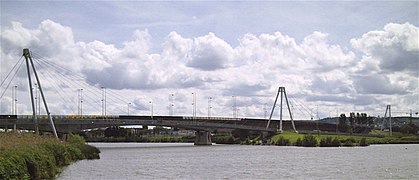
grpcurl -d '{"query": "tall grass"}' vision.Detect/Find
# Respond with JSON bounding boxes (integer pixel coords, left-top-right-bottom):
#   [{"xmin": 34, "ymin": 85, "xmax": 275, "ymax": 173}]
[
  {"xmin": 0, "ymin": 132, "xmax": 100, "ymax": 179},
  {"xmin": 270, "ymin": 131, "xmax": 419, "ymax": 146}
]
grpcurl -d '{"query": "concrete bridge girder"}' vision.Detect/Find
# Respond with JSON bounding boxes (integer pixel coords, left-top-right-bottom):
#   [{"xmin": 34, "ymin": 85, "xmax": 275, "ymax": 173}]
[{"xmin": 0, "ymin": 117, "xmax": 277, "ymax": 134}]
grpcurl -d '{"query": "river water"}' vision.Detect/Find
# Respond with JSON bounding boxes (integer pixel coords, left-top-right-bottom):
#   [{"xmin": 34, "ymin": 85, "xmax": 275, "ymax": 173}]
[{"xmin": 58, "ymin": 143, "xmax": 418, "ymax": 179}]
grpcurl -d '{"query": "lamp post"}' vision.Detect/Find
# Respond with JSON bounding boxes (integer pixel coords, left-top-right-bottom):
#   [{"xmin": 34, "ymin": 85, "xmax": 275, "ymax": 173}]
[
  {"xmin": 127, "ymin": 102, "xmax": 131, "ymax": 115},
  {"xmin": 34, "ymin": 83, "xmax": 37, "ymax": 115},
  {"xmin": 208, "ymin": 97, "xmax": 212, "ymax": 118},
  {"xmin": 101, "ymin": 87, "xmax": 107, "ymax": 116},
  {"xmin": 232, "ymin": 96, "xmax": 237, "ymax": 118},
  {"xmin": 264, "ymin": 103, "xmax": 267, "ymax": 120},
  {"xmin": 192, "ymin": 93, "xmax": 196, "ymax": 118},
  {"xmin": 35, "ymin": 83, "xmax": 40, "ymax": 115},
  {"xmin": 79, "ymin": 88, "xmax": 83, "ymax": 116},
  {"xmin": 12, "ymin": 85, "xmax": 17, "ymax": 115},
  {"xmin": 149, "ymin": 101, "xmax": 153, "ymax": 119},
  {"xmin": 170, "ymin": 93, "xmax": 174, "ymax": 116}
]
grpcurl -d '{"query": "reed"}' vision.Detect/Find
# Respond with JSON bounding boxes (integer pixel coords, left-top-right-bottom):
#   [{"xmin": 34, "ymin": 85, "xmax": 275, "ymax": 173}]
[{"xmin": 0, "ymin": 132, "xmax": 100, "ymax": 179}]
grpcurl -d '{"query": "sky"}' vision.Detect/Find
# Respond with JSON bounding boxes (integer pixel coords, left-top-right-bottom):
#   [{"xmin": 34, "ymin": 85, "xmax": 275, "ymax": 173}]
[{"xmin": 0, "ymin": 1, "xmax": 418, "ymax": 120}]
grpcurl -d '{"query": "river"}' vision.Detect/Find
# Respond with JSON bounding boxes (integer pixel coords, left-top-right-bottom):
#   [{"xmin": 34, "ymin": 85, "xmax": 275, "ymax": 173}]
[{"xmin": 58, "ymin": 143, "xmax": 418, "ymax": 179}]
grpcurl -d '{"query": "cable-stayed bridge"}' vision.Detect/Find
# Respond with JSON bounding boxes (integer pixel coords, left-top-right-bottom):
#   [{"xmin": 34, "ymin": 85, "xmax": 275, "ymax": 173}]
[{"xmin": 0, "ymin": 49, "xmax": 324, "ymax": 145}]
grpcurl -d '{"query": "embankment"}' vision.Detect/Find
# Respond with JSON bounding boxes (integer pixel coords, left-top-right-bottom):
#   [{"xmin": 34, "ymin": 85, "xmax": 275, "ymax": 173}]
[{"xmin": 0, "ymin": 133, "xmax": 100, "ymax": 179}]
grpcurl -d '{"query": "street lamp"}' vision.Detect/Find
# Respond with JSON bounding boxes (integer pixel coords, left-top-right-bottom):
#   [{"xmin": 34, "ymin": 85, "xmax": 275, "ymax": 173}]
[
  {"xmin": 101, "ymin": 87, "xmax": 107, "ymax": 116},
  {"xmin": 192, "ymin": 93, "xmax": 196, "ymax": 118},
  {"xmin": 170, "ymin": 93, "xmax": 174, "ymax": 116},
  {"xmin": 264, "ymin": 103, "xmax": 267, "ymax": 120},
  {"xmin": 208, "ymin": 97, "xmax": 212, "ymax": 118},
  {"xmin": 127, "ymin": 102, "xmax": 131, "ymax": 115},
  {"xmin": 232, "ymin": 96, "xmax": 237, "ymax": 118},
  {"xmin": 149, "ymin": 101, "xmax": 153, "ymax": 119},
  {"xmin": 13, "ymin": 86, "xmax": 17, "ymax": 115},
  {"xmin": 80, "ymin": 88, "xmax": 83, "ymax": 116}
]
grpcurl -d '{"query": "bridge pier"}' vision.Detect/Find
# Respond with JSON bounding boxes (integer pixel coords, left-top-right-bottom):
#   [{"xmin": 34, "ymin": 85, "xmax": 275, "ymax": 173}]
[{"xmin": 194, "ymin": 131, "xmax": 212, "ymax": 145}]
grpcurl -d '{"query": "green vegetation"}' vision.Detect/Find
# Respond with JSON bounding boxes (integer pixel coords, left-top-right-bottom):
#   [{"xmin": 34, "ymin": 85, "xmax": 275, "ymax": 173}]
[
  {"xmin": 268, "ymin": 131, "xmax": 419, "ymax": 147},
  {"xmin": 212, "ymin": 135, "xmax": 237, "ymax": 144},
  {"xmin": 299, "ymin": 134, "xmax": 318, "ymax": 147},
  {"xmin": 86, "ymin": 135, "xmax": 195, "ymax": 143},
  {"xmin": 271, "ymin": 136, "xmax": 291, "ymax": 146},
  {"xmin": 319, "ymin": 136, "xmax": 341, "ymax": 147},
  {"xmin": 0, "ymin": 133, "xmax": 100, "ymax": 179}
]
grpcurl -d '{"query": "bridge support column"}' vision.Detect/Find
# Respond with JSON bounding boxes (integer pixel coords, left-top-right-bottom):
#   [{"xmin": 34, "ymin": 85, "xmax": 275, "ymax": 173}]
[{"xmin": 194, "ymin": 131, "xmax": 212, "ymax": 145}]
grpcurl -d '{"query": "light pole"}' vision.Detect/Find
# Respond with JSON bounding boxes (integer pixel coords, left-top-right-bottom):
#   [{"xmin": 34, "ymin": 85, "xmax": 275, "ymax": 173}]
[
  {"xmin": 127, "ymin": 102, "xmax": 131, "ymax": 115},
  {"xmin": 80, "ymin": 88, "xmax": 83, "ymax": 116},
  {"xmin": 232, "ymin": 96, "xmax": 237, "ymax": 118},
  {"xmin": 208, "ymin": 97, "xmax": 212, "ymax": 118},
  {"xmin": 12, "ymin": 85, "xmax": 17, "ymax": 115},
  {"xmin": 35, "ymin": 83, "xmax": 40, "ymax": 115},
  {"xmin": 13, "ymin": 86, "xmax": 17, "ymax": 114},
  {"xmin": 34, "ymin": 83, "xmax": 37, "ymax": 115},
  {"xmin": 101, "ymin": 87, "xmax": 107, "ymax": 116},
  {"xmin": 169, "ymin": 93, "xmax": 174, "ymax": 116},
  {"xmin": 192, "ymin": 93, "xmax": 196, "ymax": 118},
  {"xmin": 12, "ymin": 85, "xmax": 17, "ymax": 131},
  {"xmin": 149, "ymin": 101, "xmax": 153, "ymax": 119},
  {"xmin": 316, "ymin": 105, "xmax": 319, "ymax": 120},
  {"xmin": 264, "ymin": 103, "xmax": 267, "ymax": 120}
]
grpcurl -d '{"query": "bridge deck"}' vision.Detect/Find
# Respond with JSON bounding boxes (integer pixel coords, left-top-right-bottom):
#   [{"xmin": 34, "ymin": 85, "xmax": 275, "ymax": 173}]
[{"xmin": 0, "ymin": 115, "xmax": 278, "ymax": 133}]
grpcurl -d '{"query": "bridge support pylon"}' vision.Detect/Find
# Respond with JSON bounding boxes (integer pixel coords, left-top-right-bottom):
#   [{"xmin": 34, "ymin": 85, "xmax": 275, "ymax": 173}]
[
  {"xmin": 194, "ymin": 131, "xmax": 212, "ymax": 145},
  {"xmin": 266, "ymin": 86, "xmax": 298, "ymax": 133}
]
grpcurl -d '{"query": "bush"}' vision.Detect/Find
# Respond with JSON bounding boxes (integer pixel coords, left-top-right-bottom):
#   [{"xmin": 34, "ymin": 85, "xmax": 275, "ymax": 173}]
[
  {"xmin": 274, "ymin": 136, "xmax": 291, "ymax": 146},
  {"xmin": 342, "ymin": 137, "xmax": 356, "ymax": 147},
  {"xmin": 295, "ymin": 138, "xmax": 302, "ymax": 146},
  {"xmin": 67, "ymin": 133, "xmax": 86, "ymax": 145},
  {"xmin": 0, "ymin": 151, "xmax": 30, "ymax": 179},
  {"xmin": 302, "ymin": 134, "xmax": 318, "ymax": 147},
  {"xmin": 0, "ymin": 133, "xmax": 100, "ymax": 179},
  {"xmin": 359, "ymin": 138, "xmax": 369, "ymax": 146},
  {"xmin": 320, "ymin": 136, "xmax": 341, "ymax": 147},
  {"xmin": 213, "ymin": 135, "xmax": 236, "ymax": 144}
]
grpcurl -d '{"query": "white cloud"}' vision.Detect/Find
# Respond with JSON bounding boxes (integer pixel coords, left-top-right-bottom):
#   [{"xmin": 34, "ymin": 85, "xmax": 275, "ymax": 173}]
[
  {"xmin": 187, "ymin": 32, "xmax": 235, "ymax": 71},
  {"xmin": 351, "ymin": 22, "xmax": 419, "ymax": 73},
  {"xmin": 352, "ymin": 74, "xmax": 407, "ymax": 95},
  {"xmin": 162, "ymin": 31, "xmax": 192, "ymax": 62},
  {"xmin": 350, "ymin": 23, "xmax": 418, "ymax": 98},
  {"xmin": 1, "ymin": 20, "xmax": 417, "ymax": 118},
  {"xmin": 301, "ymin": 31, "xmax": 356, "ymax": 71}
]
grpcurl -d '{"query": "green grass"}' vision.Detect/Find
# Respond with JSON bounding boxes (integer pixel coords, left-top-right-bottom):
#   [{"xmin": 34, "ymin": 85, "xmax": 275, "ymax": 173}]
[
  {"xmin": 270, "ymin": 131, "xmax": 419, "ymax": 146},
  {"xmin": 0, "ymin": 133, "xmax": 100, "ymax": 179},
  {"xmin": 271, "ymin": 131, "xmax": 305, "ymax": 144}
]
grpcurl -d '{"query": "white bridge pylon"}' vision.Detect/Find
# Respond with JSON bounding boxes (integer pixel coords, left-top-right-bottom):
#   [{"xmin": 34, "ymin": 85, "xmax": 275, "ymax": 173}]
[
  {"xmin": 266, "ymin": 86, "xmax": 298, "ymax": 133},
  {"xmin": 23, "ymin": 49, "xmax": 59, "ymax": 139}
]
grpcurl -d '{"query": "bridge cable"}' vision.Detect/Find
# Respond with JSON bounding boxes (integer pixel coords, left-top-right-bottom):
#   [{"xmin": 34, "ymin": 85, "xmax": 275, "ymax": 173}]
[
  {"xmin": 0, "ymin": 57, "xmax": 25, "ymax": 100},
  {"xmin": 31, "ymin": 52, "xmax": 135, "ymax": 115},
  {"xmin": 31, "ymin": 58, "xmax": 79, "ymax": 114},
  {"xmin": 0, "ymin": 56, "xmax": 23, "ymax": 88},
  {"xmin": 31, "ymin": 56, "xmax": 103, "ymax": 114}
]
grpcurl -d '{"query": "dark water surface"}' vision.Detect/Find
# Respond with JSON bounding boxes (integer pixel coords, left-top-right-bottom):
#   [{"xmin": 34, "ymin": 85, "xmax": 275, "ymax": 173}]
[{"xmin": 58, "ymin": 143, "xmax": 418, "ymax": 179}]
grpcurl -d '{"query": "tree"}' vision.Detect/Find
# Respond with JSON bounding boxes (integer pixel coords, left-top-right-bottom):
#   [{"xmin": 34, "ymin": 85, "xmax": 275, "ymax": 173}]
[
  {"xmin": 400, "ymin": 124, "xmax": 418, "ymax": 134},
  {"xmin": 104, "ymin": 126, "xmax": 127, "ymax": 137},
  {"xmin": 349, "ymin": 112, "xmax": 355, "ymax": 126},
  {"xmin": 338, "ymin": 114, "xmax": 347, "ymax": 132}
]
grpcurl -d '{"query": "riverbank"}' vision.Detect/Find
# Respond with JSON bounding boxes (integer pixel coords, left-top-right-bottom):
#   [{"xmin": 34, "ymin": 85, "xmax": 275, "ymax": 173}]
[
  {"xmin": 82, "ymin": 130, "xmax": 419, "ymax": 147},
  {"xmin": 267, "ymin": 131, "xmax": 419, "ymax": 147},
  {"xmin": 86, "ymin": 136, "xmax": 195, "ymax": 143},
  {"xmin": 0, "ymin": 133, "xmax": 100, "ymax": 179}
]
